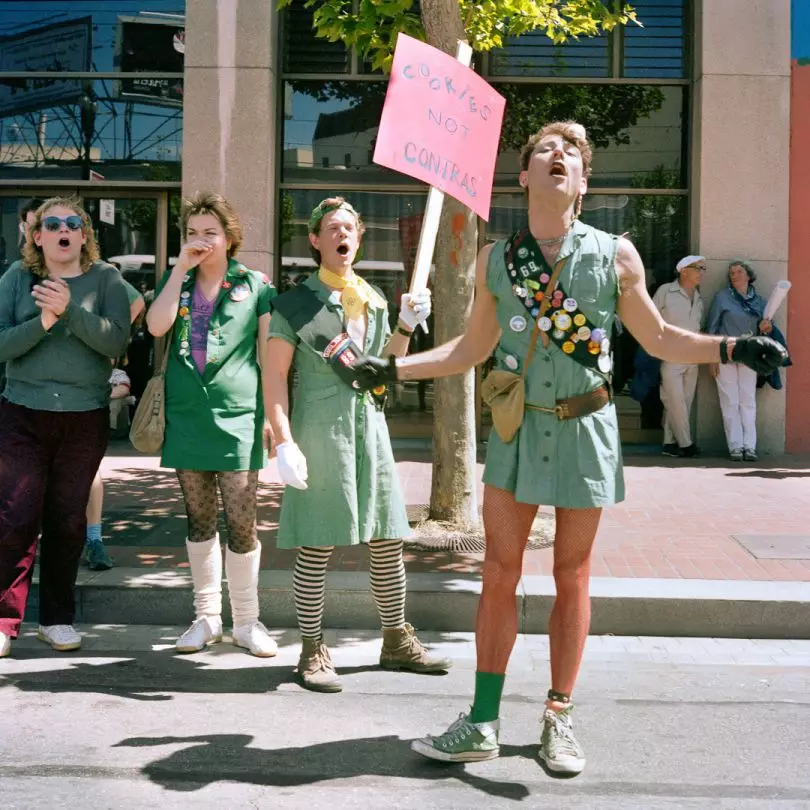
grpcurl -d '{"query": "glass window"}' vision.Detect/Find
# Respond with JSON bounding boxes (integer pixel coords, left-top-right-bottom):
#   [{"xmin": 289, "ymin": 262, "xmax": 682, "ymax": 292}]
[
  {"xmin": 282, "ymin": 2, "xmax": 349, "ymax": 74},
  {"xmin": 0, "ymin": 79, "xmax": 182, "ymax": 181},
  {"xmin": 494, "ymin": 85, "xmax": 686, "ymax": 189},
  {"xmin": 489, "ymin": 31, "xmax": 611, "ymax": 78},
  {"xmin": 283, "ymin": 80, "xmax": 419, "ymax": 185},
  {"xmin": 623, "ymin": 0, "xmax": 688, "ymax": 79},
  {"xmin": 278, "ymin": 189, "xmax": 434, "ymax": 418},
  {"xmin": 0, "ymin": 1, "xmax": 185, "ymax": 73}
]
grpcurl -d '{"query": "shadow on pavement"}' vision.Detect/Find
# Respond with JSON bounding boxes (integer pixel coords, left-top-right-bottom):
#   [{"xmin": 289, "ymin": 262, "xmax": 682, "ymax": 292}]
[{"xmin": 114, "ymin": 733, "xmax": 534, "ymax": 800}]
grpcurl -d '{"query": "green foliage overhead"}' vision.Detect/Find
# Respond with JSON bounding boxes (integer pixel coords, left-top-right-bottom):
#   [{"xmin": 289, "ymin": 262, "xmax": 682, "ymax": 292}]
[{"xmin": 278, "ymin": 0, "xmax": 639, "ymax": 72}]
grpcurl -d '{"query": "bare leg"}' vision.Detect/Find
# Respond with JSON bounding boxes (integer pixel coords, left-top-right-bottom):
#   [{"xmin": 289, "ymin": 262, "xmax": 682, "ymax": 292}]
[
  {"xmin": 547, "ymin": 506, "xmax": 602, "ymax": 707},
  {"xmin": 476, "ymin": 485, "xmax": 537, "ymax": 673},
  {"xmin": 86, "ymin": 472, "xmax": 103, "ymax": 526}
]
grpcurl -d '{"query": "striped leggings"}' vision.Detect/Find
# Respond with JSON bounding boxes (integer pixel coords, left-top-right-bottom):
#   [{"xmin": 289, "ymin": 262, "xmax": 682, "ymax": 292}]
[{"xmin": 293, "ymin": 538, "xmax": 406, "ymax": 638}]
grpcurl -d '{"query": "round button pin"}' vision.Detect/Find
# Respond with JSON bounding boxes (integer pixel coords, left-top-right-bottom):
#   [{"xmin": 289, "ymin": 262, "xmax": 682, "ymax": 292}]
[
  {"xmin": 577, "ymin": 326, "xmax": 591, "ymax": 341},
  {"xmin": 538, "ymin": 316, "xmax": 553, "ymax": 332},
  {"xmin": 563, "ymin": 297, "xmax": 578, "ymax": 312},
  {"xmin": 504, "ymin": 354, "xmax": 519, "ymax": 370},
  {"xmin": 509, "ymin": 315, "xmax": 527, "ymax": 333},
  {"xmin": 554, "ymin": 313, "xmax": 573, "ymax": 331},
  {"xmin": 598, "ymin": 354, "xmax": 612, "ymax": 373},
  {"xmin": 573, "ymin": 313, "xmax": 586, "ymax": 327}
]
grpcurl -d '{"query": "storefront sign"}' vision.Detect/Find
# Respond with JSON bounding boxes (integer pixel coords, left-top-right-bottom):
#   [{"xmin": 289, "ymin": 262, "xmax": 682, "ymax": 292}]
[
  {"xmin": 373, "ymin": 34, "xmax": 505, "ymax": 221},
  {"xmin": 100, "ymin": 199, "xmax": 116, "ymax": 226}
]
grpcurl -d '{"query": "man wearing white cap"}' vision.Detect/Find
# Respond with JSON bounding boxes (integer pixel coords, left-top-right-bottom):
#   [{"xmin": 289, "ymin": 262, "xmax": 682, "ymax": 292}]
[{"xmin": 652, "ymin": 255, "xmax": 706, "ymax": 457}]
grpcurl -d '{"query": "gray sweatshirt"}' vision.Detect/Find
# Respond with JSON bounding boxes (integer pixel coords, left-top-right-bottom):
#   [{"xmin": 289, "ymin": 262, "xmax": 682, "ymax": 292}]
[{"xmin": 0, "ymin": 260, "xmax": 131, "ymax": 412}]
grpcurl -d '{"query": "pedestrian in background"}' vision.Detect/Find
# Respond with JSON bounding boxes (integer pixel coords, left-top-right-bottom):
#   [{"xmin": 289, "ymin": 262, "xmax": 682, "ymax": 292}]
[
  {"xmin": 652, "ymin": 255, "xmax": 705, "ymax": 457},
  {"xmin": 147, "ymin": 192, "xmax": 278, "ymax": 658},
  {"xmin": 0, "ymin": 198, "xmax": 130, "ymax": 657}
]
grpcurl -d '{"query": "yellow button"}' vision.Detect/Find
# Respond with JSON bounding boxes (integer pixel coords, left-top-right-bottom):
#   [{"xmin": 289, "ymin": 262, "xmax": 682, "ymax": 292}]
[{"xmin": 562, "ymin": 341, "xmax": 575, "ymax": 354}]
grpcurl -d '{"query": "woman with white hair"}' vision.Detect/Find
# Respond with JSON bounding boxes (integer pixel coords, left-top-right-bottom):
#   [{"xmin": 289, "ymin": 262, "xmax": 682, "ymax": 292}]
[{"xmin": 706, "ymin": 260, "xmax": 772, "ymax": 461}]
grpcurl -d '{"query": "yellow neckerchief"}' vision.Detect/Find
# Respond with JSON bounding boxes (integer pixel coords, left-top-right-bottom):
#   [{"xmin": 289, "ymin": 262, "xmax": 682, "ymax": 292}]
[{"xmin": 317, "ymin": 266, "xmax": 385, "ymax": 321}]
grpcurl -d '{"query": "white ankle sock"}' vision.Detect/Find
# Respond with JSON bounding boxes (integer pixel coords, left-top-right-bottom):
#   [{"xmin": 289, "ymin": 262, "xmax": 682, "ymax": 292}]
[
  {"xmin": 186, "ymin": 535, "xmax": 222, "ymax": 618},
  {"xmin": 226, "ymin": 543, "xmax": 261, "ymax": 628}
]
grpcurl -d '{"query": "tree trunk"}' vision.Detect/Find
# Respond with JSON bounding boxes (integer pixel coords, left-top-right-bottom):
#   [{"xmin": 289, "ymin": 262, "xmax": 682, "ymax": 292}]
[{"xmin": 420, "ymin": 0, "xmax": 479, "ymax": 524}]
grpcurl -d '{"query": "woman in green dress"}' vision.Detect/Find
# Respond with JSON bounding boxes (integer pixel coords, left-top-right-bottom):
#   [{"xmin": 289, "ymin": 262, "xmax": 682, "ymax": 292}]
[
  {"xmin": 147, "ymin": 192, "xmax": 277, "ymax": 658},
  {"xmin": 264, "ymin": 197, "xmax": 451, "ymax": 692}
]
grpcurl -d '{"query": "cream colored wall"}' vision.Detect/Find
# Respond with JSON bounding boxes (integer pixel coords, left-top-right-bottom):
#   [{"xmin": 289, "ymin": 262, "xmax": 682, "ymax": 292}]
[
  {"xmin": 691, "ymin": 0, "xmax": 791, "ymax": 455},
  {"xmin": 182, "ymin": 0, "xmax": 279, "ymax": 277}
]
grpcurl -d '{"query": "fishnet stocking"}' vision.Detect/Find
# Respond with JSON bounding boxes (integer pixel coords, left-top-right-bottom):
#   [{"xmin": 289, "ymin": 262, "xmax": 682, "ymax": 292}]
[{"xmin": 176, "ymin": 469, "xmax": 259, "ymax": 553}]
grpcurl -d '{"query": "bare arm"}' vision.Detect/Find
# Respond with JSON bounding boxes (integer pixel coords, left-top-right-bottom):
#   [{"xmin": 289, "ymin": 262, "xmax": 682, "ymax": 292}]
[
  {"xmin": 395, "ymin": 244, "xmax": 502, "ymax": 381},
  {"xmin": 263, "ymin": 337, "xmax": 295, "ymax": 446},
  {"xmin": 129, "ymin": 294, "xmax": 145, "ymax": 324},
  {"xmin": 382, "ymin": 329, "xmax": 411, "ymax": 359},
  {"xmin": 256, "ymin": 312, "xmax": 275, "ymax": 449},
  {"xmin": 616, "ymin": 238, "xmax": 733, "ymax": 363},
  {"xmin": 146, "ymin": 267, "xmax": 185, "ymax": 337}
]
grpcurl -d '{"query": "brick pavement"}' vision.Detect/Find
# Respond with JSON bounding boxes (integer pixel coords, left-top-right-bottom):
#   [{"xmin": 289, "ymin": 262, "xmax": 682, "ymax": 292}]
[{"xmin": 97, "ymin": 442, "xmax": 810, "ymax": 582}]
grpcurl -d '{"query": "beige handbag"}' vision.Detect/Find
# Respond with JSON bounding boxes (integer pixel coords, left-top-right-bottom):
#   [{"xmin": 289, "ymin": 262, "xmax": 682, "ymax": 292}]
[
  {"xmin": 129, "ymin": 329, "xmax": 172, "ymax": 453},
  {"xmin": 481, "ymin": 256, "xmax": 566, "ymax": 443}
]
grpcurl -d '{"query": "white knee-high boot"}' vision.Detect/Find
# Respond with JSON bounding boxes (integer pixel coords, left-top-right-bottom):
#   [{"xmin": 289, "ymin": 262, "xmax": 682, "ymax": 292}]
[
  {"xmin": 176, "ymin": 535, "xmax": 223, "ymax": 653},
  {"xmin": 227, "ymin": 543, "xmax": 277, "ymax": 657}
]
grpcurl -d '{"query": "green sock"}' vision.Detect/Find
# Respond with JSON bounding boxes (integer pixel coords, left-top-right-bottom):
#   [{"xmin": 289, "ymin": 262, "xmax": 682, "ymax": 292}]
[{"xmin": 469, "ymin": 671, "xmax": 506, "ymax": 723}]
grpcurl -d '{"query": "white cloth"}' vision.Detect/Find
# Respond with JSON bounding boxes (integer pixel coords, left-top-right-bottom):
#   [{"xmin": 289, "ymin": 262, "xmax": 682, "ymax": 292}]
[
  {"xmin": 715, "ymin": 362, "xmax": 758, "ymax": 452},
  {"xmin": 399, "ymin": 290, "xmax": 432, "ymax": 330},
  {"xmin": 276, "ymin": 441, "xmax": 308, "ymax": 490},
  {"xmin": 186, "ymin": 535, "xmax": 223, "ymax": 618},
  {"xmin": 225, "ymin": 543, "xmax": 261, "ymax": 627},
  {"xmin": 652, "ymin": 280, "xmax": 704, "ymax": 333},
  {"xmin": 660, "ymin": 362, "xmax": 698, "ymax": 447}
]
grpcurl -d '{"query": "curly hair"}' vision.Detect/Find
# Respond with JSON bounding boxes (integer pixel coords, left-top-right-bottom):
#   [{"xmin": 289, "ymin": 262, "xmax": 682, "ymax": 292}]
[
  {"xmin": 519, "ymin": 120, "xmax": 593, "ymax": 177},
  {"xmin": 22, "ymin": 197, "xmax": 99, "ymax": 278},
  {"xmin": 178, "ymin": 191, "xmax": 242, "ymax": 258}
]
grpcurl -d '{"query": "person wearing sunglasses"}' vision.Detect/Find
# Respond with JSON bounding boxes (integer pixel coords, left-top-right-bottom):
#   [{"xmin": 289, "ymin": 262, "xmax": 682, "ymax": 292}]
[
  {"xmin": 652, "ymin": 255, "xmax": 706, "ymax": 458},
  {"xmin": 0, "ymin": 198, "xmax": 131, "ymax": 658}
]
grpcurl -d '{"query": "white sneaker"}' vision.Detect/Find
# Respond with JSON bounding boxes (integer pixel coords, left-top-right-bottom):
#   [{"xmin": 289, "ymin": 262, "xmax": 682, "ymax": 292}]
[
  {"xmin": 175, "ymin": 616, "xmax": 223, "ymax": 653},
  {"xmin": 232, "ymin": 621, "xmax": 278, "ymax": 658},
  {"xmin": 38, "ymin": 624, "xmax": 82, "ymax": 651},
  {"xmin": 0, "ymin": 631, "xmax": 10, "ymax": 658}
]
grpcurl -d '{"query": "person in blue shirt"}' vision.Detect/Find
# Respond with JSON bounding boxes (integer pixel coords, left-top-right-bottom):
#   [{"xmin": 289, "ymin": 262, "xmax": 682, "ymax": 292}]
[{"xmin": 705, "ymin": 261, "xmax": 772, "ymax": 461}]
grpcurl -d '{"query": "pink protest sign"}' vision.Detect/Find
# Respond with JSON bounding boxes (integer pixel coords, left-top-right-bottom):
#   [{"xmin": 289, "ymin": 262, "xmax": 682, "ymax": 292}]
[{"xmin": 373, "ymin": 34, "xmax": 505, "ymax": 221}]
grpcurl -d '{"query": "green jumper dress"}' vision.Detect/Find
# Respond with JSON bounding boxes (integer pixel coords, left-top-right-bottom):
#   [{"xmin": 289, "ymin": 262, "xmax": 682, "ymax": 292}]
[
  {"xmin": 483, "ymin": 220, "xmax": 626, "ymax": 508},
  {"xmin": 268, "ymin": 273, "xmax": 411, "ymax": 548}
]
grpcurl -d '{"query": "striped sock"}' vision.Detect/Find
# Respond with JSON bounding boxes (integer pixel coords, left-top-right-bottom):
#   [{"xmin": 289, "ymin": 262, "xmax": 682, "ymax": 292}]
[
  {"xmin": 368, "ymin": 538, "xmax": 406, "ymax": 629},
  {"xmin": 293, "ymin": 546, "xmax": 333, "ymax": 639}
]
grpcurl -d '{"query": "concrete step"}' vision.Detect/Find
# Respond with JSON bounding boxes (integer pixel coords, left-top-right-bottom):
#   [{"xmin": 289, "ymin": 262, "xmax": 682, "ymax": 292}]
[{"xmin": 25, "ymin": 569, "xmax": 810, "ymax": 640}]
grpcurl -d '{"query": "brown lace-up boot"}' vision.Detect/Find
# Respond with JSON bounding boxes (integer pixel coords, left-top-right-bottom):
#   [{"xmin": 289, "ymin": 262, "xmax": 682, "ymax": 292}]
[
  {"xmin": 296, "ymin": 636, "xmax": 343, "ymax": 692},
  {"xmin": 379, "ymin": 623, "xmax": 453, "ymax": 673}
]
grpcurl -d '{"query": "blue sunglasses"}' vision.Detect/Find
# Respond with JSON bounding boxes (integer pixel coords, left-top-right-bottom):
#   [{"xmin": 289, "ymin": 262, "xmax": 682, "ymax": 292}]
[{"xmin": 42, "ymin": 215, "xmax": 83, "ymax": 232}]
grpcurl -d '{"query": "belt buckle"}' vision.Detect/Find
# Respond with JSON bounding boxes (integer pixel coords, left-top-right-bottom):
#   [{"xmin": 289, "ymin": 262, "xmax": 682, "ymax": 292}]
[{"xmin": 555, "ymin": 402, "xmax": 569, "ymax": 420}]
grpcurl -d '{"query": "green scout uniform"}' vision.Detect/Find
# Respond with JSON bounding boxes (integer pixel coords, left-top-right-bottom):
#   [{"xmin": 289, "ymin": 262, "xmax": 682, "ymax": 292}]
[
  {"xmin": 269, "ymin": 273, "xmax": 411, "ymax": 549},
  {"xmin": 484, "ymin": 220, "xmax": 625, "ymax": 508},
  {"xmin": 159, "ymin": 259, "xmax": 276, "ymax": 471}
]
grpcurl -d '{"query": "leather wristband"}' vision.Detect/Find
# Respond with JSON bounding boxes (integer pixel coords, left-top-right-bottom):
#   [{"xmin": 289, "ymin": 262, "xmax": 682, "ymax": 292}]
[
  {"xmin": 396, "ymin": 323, "xmax": 414, "ymax": 338},
  {"xmin": 719, "ymin": 337, "xmax": 730, "ymax": 364}
]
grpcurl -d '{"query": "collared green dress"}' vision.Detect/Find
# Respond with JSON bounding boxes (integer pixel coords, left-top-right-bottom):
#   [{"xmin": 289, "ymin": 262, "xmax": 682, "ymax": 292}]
[
  {"xmin": 159, "ymin": 259, "xmax": 276, "ymax": 471},
  {"xmin": 483, "ymin": 220, "xmax": 626, "ymax": 508},
  {"xmin": 268, "ymin": 273, "xmax": 411, "ymax": 548}
]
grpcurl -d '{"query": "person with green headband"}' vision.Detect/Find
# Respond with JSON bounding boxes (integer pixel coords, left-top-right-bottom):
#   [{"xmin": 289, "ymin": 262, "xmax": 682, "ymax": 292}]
[{"xmin": 264, "ymin": 196, "xmax": 451, "ymax": 692}]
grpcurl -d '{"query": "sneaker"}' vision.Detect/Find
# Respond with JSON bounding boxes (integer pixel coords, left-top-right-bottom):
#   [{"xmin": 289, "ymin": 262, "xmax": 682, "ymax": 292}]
[
  {"xmin": 411, "ymin": 712, "xmax": 500, "ymax": 763},
  {"xmin": 729, "ymin": 449, "xmax": 744, "ymax": 462},
  {"xmin": 661, "ymin": 443, "xmax": 680, "ymax": 457},
  {"xmin": 84, "ymin": 539, "xmax": 114, "ymax": 571},
  {"xmin": 175, "ymin": 616, "xmax": 223, "ymax": 653},
  {"xmin": 680, "ymin": 444, "xmax": 700, "ymax": 458},
  {"xmin": 380, "ymin": 623, "xmax": 452, "ymax": 672},
  {"xmin": 0, "ymin": 631, "xmax": 10, "ymax": 658},
  {"xmin": 37, "ymin": 624, "xmax": 81, "ymax": 652},
  {"xmin": 297, "ymin": 636, "xmax": 343, "ymax": 692},
  {"xmin": 232, "ymin": 621, "xmax": 278, "ymax": 658},
  {"xmin": 539, "ymin": 706, "xmax": 586, "ymax": 775},
  {"xmin": 743, "ymin": 448, "xmax": 758, "ymax": 462}
]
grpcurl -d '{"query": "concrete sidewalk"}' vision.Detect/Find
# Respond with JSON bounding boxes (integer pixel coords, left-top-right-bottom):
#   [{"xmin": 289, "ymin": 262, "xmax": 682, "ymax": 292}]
[{"xmin": 27, "ymin": 441, "xmax": 810, "ymax": 637}]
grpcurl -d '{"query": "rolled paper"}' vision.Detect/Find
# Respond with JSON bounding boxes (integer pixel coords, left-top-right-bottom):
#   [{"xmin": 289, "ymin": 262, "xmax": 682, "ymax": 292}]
[{"xmin": 762, "ymin": 280, "xmax": 791, "ymax": 322}]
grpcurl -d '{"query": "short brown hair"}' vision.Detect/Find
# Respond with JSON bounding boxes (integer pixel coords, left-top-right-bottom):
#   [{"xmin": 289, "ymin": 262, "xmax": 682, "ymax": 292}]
[
  {"xmin": 178, "ymin": 191, "xmax": 242, "ymax": 258},
  {"xmin": 22, "ymin": 197, "xmax": 100, "ymax": 278},
  {"xmin": 519, "ymin": 121, "xmax": 593, "ymax": 177},
  {"xmin": 308, "ymin": 196, "xmax": 365, "ymax": 265}
]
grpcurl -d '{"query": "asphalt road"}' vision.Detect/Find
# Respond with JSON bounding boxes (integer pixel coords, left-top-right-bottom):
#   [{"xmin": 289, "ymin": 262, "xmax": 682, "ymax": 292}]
[{"xmin": 1, "ymin": 626, "xmax": 809, "ymax": 809}]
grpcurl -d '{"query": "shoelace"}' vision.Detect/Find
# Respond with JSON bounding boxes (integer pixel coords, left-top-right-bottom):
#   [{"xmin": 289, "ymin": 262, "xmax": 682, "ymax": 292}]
[
  {"xmin": 432, "ymin": 714, "xmax": 475, "ymax": 746},
  {"xmin": 546, "ymin": 712, "xmax": 580, "ymax": 757}
]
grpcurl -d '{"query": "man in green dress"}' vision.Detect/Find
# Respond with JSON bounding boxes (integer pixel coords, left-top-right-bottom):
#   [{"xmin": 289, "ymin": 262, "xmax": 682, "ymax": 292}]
[
  {"xmin": 350, "ymin": 121, "xmax": 787, "ymax": 774},
  {"xmin": 264, "ymin": 197, "xmax": 452, "ymax": 692}
]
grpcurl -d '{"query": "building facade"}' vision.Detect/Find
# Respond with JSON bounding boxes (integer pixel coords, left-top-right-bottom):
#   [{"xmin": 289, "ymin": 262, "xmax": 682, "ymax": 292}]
[{"xmin": 0, "ymin": 0, "xmax": 803, "ymax": 452}]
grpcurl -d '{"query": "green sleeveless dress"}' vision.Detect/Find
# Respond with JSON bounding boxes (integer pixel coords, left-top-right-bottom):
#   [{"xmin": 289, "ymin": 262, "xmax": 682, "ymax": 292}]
[
  {"xmin": 483, "ymin": 220, "xmax": 625, "ymax": 508},
  {"xmin": 268, "ymin": 273, "xmax": 411, "ymax": 548}
]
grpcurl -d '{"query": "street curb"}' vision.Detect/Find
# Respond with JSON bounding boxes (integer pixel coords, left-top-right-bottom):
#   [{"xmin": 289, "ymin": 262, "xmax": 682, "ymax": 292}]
[{"xmin": 25, "ymin": 569, "xmax": 810, "ymax": 639}]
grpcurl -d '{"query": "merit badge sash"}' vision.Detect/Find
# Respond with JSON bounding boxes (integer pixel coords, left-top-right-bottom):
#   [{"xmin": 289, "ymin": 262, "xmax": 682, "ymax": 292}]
[
  {"xmin": 272, "ymin": 285, "xmax": 388, "ymax": 410},
  {"xmin": 504, "ymin": 228, "xmax": 612, "ymax": 377}
]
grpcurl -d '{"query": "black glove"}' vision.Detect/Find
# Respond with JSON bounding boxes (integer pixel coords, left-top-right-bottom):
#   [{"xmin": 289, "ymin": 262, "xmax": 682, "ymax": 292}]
[
  {"xmin": 725, "ymin": 336, "xmax": 789, "ymax": 375},
  {"xmin": 349, "ymin": 353, "xmax": 398, "ymax": 391}
]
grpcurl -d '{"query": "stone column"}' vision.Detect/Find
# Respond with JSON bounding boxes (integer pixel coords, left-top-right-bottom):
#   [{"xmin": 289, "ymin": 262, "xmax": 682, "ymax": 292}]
[
  {"xmin": 691, "ymin": 0, "xmax": 791, "ymax": 455},
  {"xmin": 182, "ymin": 0, "xmax": 279, "ymax": 278}
]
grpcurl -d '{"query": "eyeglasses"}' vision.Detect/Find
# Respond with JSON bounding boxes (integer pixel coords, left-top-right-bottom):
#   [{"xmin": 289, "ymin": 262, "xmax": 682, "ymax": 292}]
[
  {"xmin": 689, "ymin": 264, "xmax": 707, "ymax": 272},
  {"xmin": 42, "ymin": 215, "xmax": 83, "ymax": 232}
]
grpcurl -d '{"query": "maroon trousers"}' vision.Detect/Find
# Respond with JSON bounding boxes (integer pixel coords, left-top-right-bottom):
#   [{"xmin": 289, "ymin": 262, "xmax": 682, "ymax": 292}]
[{"xmin": 0, "ymin": 400, "xmax": 108, "ymax": 637}]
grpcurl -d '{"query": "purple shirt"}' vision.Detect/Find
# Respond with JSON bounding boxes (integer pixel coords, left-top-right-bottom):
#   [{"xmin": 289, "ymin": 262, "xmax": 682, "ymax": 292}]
[{"xmin": 190, "ymin": 284, "xmax": 216, "ymax": 374}]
